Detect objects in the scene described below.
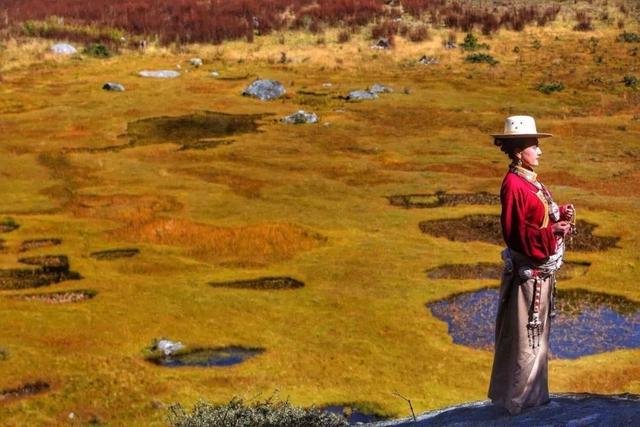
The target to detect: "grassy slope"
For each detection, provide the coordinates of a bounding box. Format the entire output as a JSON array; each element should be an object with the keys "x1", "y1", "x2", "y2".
[{"x1": 0, "y1": 21, "x2": 639, "y2": 425}]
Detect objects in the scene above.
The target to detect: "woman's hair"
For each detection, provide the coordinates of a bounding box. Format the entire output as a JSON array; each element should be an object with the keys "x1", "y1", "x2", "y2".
[{"x1": 494, "y1": 138, "x2": 538, "y2": 163}]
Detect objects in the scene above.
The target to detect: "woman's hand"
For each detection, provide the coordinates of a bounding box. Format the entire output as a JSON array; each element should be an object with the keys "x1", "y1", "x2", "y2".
[
  {"x1": 562, "y1": 204, "x2": 575, "y2": 221},
  {"x1": 552, "y1": 221, "x2": 571, "y2": 236}
]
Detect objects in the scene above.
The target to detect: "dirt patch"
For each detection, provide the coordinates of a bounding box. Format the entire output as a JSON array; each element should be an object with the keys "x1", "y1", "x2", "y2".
[
  {"x1": 90, "y1": 248, "x2": 140, "y2": 260},
  {"x1": 0, "y1": 255, "x2": 81, "y2": 290},
  {"x1": 209, "y1": 276, "x2": 304, "y2": 290},
  {"x1": 18, "y1": 238, "x2": 62, "y2": 252},
  {"x1": 64, "y1": 111, "x2": 266, "y2": 153},
  {"x1": 0, "y1": 381, "x2": 50, "y2": 403},
  {"x1": 428, "y1": 287, "x2": 640, "y2": 359},
  {"x1": 148, "y1": 346, "x2": 265, "y2": 367},
  {"x1": 389, "y1": 191, "x2": 499, "y2": 209},
  {"x1": 113, "y1": 219, "x2": 326, "y2": 267},
  {"x1": 419, "y1": 215, "x2": 620, "y2": 251},
  {"x1": 14, "y1": 289, "x2": 96, "y2": 304},
  {"x1": 0, "y1": 218, "x2": 19, "y2": 233},
  {"x1": 426, "y1": 261, "x2": 590, "y2": 281}
]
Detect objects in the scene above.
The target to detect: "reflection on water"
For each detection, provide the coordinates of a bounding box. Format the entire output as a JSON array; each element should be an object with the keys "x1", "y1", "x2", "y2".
[
  {"x1": 428, "y1": 288, "x2": 640, "y2": 359},
  {"x1": 149, "y1": 346, "x2": 264, "y2": 367}
]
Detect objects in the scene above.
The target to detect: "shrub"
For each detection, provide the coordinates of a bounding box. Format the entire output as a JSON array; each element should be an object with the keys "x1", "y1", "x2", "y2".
[
  {"x1": 537, "y1": 81, "x2": 564, "y2": 94},
  {"x1": 83, "y1": 43, "x2": 111, "y2": 57},
  {"x1": 371, "y1": 19, "x2": 398, "y2": 40},
  {"x1": 465, "y1": 53, "x2": 498, "y2": 65},
  {"x1": 574, "y1": 11, "x2": 594, "y2": 31},
  {"x1": 408, "y1": 24, "x2": 430, "y2": 42},
  {"x1": 623, "y1": 76, "x2": 638, "y2": 88},
  {"x1": 617, "y1": 32, "x2": 640, "y2": 43},
  {"x1": 460, "y1": 33, "x2": 489, "y2": 51},
  {"x1": 337, "y1": 30, "x2": 350, "y2": 43},
  {"x1": 168, "y1": 398, "x2": 348, "y2": 427}
]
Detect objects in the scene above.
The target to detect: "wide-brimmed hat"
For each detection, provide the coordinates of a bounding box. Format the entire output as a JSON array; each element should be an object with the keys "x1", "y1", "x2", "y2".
[{"x1": 491, "y1": 115, "x2": 552, "y2": 139}]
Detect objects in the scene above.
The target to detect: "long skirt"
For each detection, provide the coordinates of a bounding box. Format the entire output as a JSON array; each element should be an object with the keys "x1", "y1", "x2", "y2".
[{"x1": 487, "y1": 253, "x2": 552, "y2": 415}]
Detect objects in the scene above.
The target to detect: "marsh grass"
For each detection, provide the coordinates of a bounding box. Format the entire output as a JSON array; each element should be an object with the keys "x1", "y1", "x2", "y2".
[{"x1": 0, "y1": 13, "x2": 639, "y2": 426}]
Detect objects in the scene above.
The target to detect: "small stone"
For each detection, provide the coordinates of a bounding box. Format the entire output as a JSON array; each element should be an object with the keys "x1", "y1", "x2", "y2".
[
  {"x1": 242, "y1": 79, "x2": 286, "y2": 100},
  {"x1": 189, "y1": 57, "x2": 203, "y2": 67},
  {"x1": 322, "y1": 82, "x2": 333, "y2": 88},
  {"x1": 153, "y1": 339, "x2": 184, "y2": 356},
  {"x1": 51, "y1": 43, "x2": 77, "y2": 55},
  {"x1": 211, "y1": 71, "x2": 220, "y2": 77},
  {"x1": 369, "y1": 83, "x2": 393, "y2": 94},
  {"x1": 68, "y1": 412, "x2": 75, "y2": 420},
  {"x1": 418, "y1": 55, "x2": 439, "y2": 65},
  {"x1": 371, "y1": 38, "x2": 391, "y2": 49},
  {"x1": 282, "y1": 110, "x2": 318, "y2": 124},
  {"x1": 102, "y1": 82, "x2": 125, "y2": 92},
  {"x1": 346, "y1": 90, "x2": 378, "y2": 101}
]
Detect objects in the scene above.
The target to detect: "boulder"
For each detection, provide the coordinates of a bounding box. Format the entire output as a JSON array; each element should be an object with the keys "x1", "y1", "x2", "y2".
[
  {"x1": 371, "y1": 393, "x2": 640, "y2": 427},
  {"x1": 153, "y1": 339, "x2": 185, "y2": 356},
  {"x1": 346, "y1": 90, "x2": 378, "y2": 101},
  {"x1": 189, "y1": 57, "x2": 203, "y2": 67},
  {"x1": 282, "y1": 110, "x2": 318, "y2": 124},
  {"x1": 138, "y1": 70, "x2": 181, "y2": 78},
  {"x1": 51, "y1": 43, "x2": 77, "y2": 55},
  {"x1": 369, "y1": 83, "x2": 393, "y2": 94},
  {"x1": 418, "y1": 55, "x2": 439, "y2": 65},
  {"x1": 242, "y1": 79, "x2": 286, "y2": 100},
  {"x1": 102, "y1": 82, "x2": 125, "y2": 92}
]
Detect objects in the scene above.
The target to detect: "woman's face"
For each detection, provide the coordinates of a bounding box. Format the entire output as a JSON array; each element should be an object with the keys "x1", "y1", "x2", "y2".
[{"x1": 517, "y1": 143, "x2": 542, "y2": 168}]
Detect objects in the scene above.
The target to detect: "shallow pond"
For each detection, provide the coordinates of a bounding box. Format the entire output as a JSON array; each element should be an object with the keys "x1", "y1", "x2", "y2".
[
  {"x1": 149, "y1": 346, "x2": 264, "y2": 367},
  {"x1": 428, "y1": 288, "x2": 640, "y2": 359}
]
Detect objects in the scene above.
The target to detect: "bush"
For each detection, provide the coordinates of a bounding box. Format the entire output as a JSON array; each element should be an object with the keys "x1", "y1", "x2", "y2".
[
  {"x1": 168, "y1": 398, "x2": 348, "y2": 427},
  {"x1": 623, "y1": 76, "x2": 638, "y2": 88},
  {"x1": 573, "y1": 11, "x2": 594, "y2": 31},
  {"x1": 83, "y1": 43, "x2": 111, "y2": 57},
  {"x1": 537, "y1": 81, "x2": 564, "y2": 94},
  {"x1": 408, "y1": 25, "x2": 430, "y2": 42},
  {"x1": 617, "y1": 32, "x2": 640, "y2": 43},
  {"x1": 465, "y1": 52, "x2": 498, "y2": 65},
  {"x1": 337, "y1": 30, "x2": 350, "y2": 43},
  {"x1": 460, "y1": 33, "x2": 489, "y2": 51}
]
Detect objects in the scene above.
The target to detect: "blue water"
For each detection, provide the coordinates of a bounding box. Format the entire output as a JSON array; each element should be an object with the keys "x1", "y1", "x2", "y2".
[
  {"x1": 152, "y1": 347, "x2": 264, "y2": 367},
  {"x1": 428, "y1": 288, "x2": 640, "y2": 359}
]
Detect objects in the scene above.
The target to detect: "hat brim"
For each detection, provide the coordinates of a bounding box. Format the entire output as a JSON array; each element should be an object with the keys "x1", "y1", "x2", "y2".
[{"x1": 490, "y1": 133, "x2": 553, "y2": 139}]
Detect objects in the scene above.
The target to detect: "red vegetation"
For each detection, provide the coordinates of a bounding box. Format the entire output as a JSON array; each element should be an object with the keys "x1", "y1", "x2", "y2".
[{"x1": 0, "y1": 0, "x2": 562, "y2": 45}]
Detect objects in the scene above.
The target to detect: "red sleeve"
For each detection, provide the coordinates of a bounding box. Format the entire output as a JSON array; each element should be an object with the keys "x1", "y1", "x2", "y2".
[{"x1": 500, "y1": 174, "x2": 556, "y2": 262}]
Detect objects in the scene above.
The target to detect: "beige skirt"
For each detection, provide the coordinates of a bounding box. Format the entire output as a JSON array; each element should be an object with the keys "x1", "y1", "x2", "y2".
[{"x1": 487, "y1": 256, "x2": 552, "y2": 415}]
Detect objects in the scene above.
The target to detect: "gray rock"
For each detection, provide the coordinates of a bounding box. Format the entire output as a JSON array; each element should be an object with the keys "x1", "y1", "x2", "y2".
[
  {"x1": 153, "y1": 339, "x2": 184, "y2": 356},
  {"x1": 372, "y1": 38, "x2": 391, "y2": 49},
  {"x1": 242, "y1": 79, "x2": 286, "y2": 100},
  {"x1": 51, "y1": 43, "x2": 77, "y2": 55},
  {"x1": 346, "y1": 90, "x2": 378, "y2": 101},
  {"x1": 102, "y1": 82, "x2": 125, "y2": 92},
  {"x1": 138, "y1": 70, "x2": 181, "y2": 78},
  {"x1": 369, "y1": 83, "x2": 393, "y2": 94},
  {"x1": 418, "y1": 55, "x2": 439, "y2": 65},
  {"x1": 189, "y1": 57, "x2": 203, "y2": 67},
  {"x1": 371, "y1": 393, "x2": 640, "y2": 426},
  {"x1": 282, "y1": 110, "x2": 318, "y2": 124},
  {"x1": 444, "y1": 41, "x2": 458, "y2": 49}
]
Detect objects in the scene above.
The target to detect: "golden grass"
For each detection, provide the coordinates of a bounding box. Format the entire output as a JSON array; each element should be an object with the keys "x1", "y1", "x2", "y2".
[{"x1": 0, "y1": 16, "x2": 639, "y2": 425}]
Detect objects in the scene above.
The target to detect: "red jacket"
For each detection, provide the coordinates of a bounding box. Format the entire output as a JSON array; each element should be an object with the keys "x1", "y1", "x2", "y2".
[{"x1": 500, "y1": 171, "x2": 559, "y2": 262}]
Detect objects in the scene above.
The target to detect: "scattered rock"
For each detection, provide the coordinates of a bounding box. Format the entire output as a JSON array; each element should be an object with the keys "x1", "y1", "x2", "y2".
[
  {"x1": 0, "y1": 381, "x2": 50, "y2": 402},
  {"x1": 418, "y1": 55, "x2": 439, "y2": 65},
  {"x1": 369, "y1": 83, "x2": 393, "y2": 94},
  {"x1": 148, "y1": 346, "x2": 265, "y2": 367},
  {"x1": 16, "y1": 289, "x2": 96, "y2": 304},
  {"x1": 389, "y1": 192, "x2": 499, "y2": 209},
  {"x1": 102, "y1": 82, "x2": 125, "y2": 92},
  {"x1": 51, "y1": 43, "x2": 77, "y2": 55},
  {"x1": 189, "y1": 57, "x2": 203, "y2": 67},
  {"x1": 372, "y1": 393, "x2": 640, "y2": 426},
  {"x1": 210, "y1": 71, "x2": 220, "y2": 77},
  {"x1": 282, "y1": 110, "x2": 318, "y2": 124},
  {"x1": 209, "y1": 276, "x2": 304, "y2": 290},
  {"x1": 0, "y1": 218, "x2": 19, "y2": 233},
  {"x1": 346, "y1": 90, "x2": 378, "y2": 101},
  {"x1": 151, "y1": 339, "x2": 185, "y2": 356},
  {"x1": 138, "y1": 70, "x2": 180, "y2": 78},
  {"x1": 322, "y1": 82, "x2": 333, "y2": 88},
  {"x1": 90, "y1": 248, "x2": 140, "y2": 260},
  {"x1": 242, "y1": 79, "x2": 286, "y2": 100},
  {"x1": 443, "y1": 41, "x2": 458, "y2": 49},
  {"x1": 19, "y1": 238, "x2": 62, "y2": 252},
  {"x1": 372, "y1": 38, "x2": 391, "y2": 49}
]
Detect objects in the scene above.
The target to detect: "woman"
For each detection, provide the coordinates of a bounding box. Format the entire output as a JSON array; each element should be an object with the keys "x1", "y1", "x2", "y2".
[{"x1": 487, "y1": 116, "x2": 574, "y2": 415}]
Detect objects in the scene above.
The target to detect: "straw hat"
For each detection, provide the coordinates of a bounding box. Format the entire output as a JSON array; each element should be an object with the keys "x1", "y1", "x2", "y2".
[{"x1": 491, "y1": 115, "x2": 552, "y2": 139}]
